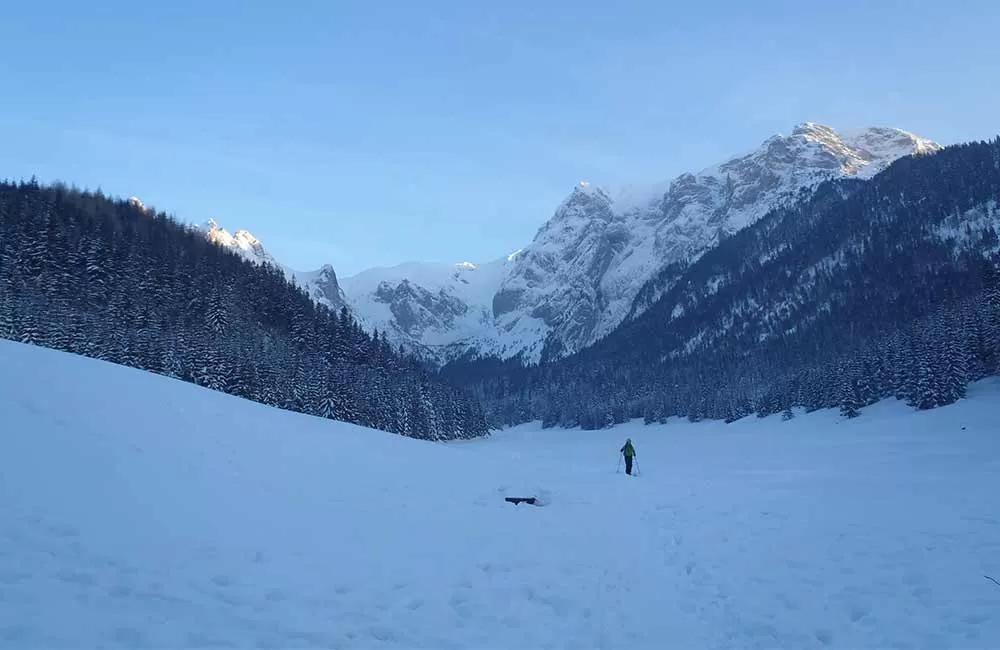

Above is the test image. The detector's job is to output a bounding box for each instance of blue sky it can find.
[2,0,998,276]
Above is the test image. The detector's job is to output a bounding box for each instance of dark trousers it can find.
[625,456,633,475]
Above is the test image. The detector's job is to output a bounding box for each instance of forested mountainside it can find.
[444,138,1000,429]
[0,180,487,440]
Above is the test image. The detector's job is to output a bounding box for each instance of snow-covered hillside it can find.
[196,123,940,364]
[3,338,1000,648]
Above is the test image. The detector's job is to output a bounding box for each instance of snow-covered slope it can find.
[3,337,1000,648]
[195,123,940,363]
[196,219,347,312]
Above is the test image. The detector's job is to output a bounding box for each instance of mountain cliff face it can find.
[197,123,940,364]
[491,123,941,361]
[291,265,349,313]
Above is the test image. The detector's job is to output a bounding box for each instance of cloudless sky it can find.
[2,0,998,276]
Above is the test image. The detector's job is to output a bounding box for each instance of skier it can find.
[620,438,636,475]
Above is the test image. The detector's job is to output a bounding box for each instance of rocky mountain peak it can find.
[491,122,942,361]
[195,122,942,366]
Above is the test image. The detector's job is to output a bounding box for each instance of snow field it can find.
[2,338,1000,648]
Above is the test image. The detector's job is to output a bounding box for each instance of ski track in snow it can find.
[1,339,1000,648]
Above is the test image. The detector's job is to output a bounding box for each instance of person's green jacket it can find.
[620,440,636,458]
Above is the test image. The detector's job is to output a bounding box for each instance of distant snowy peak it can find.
[671,123,943,233]
[573,179,611,200]
[601,123,941,217]
[198,219,347,312]
[339,255,524,362]
[493,122,942,361]
[783,122,942,179]
[201,219,275,267]
[291,264,349,312]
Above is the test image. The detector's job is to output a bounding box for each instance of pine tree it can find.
[837,366,860,419]
[317,395,337,420]
[0,287,14,339]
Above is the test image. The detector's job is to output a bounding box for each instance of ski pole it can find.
[616,454,622,473]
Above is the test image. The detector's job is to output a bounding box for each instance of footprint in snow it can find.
[479,562,511,575]
[0,570,31,585]
[210,574,234,588]
[962,613,990,625]
[46,523,79,538]
[368,625,399,642]
[113,626,146,646]
[19,512,43,526]
[449,593,470,613]
[56,569,97,587]
[0,626,27,643]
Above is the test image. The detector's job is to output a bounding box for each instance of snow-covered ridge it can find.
[491,123,943,360]
[196,123,941,364]
[194,220,348,312]
[202,219,276,267]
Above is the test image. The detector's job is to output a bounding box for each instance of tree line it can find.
[0,179,488,440]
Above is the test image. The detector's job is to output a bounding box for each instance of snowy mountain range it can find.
[198,122,941,364]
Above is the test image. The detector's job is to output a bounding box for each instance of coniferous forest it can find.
[0,180,488,440]
[442,138,1000,429]
[3,138,999,439]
